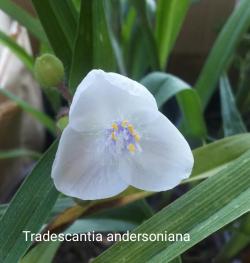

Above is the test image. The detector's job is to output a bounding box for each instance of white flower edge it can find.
[51,70,194,200]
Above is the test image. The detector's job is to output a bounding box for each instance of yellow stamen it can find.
[112,123,118,131]
[111,131,117,141]
[134,133,140,142]
[128,143,136,153]
[127,124,135,135]
[121,120,129,128]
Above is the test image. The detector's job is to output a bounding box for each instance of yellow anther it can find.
[112,123,118,131]
[128,143,136,153]
[111,131,117,141]
[127,124,135,135]
[121,120,129,128]
[134,133,140,142]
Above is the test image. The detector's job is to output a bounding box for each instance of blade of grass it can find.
[0,30,34,72]
[0,141,59,263]
[220,74,247,136]
[132,0,160,70]
[189,133,250,181]
[48,0,78,47]
[104,0,126,75]
[20,241,60,263]
[93,150,250,263]
[195,0,250,109]
[0,88,56,135]
[129,30,151,80]
[0,0,47,43]
[156,0,190,69]
[69,0,116,91]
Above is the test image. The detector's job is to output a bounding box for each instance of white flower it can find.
[51,69,194,200]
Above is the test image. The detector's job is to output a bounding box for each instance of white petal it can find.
[52,126,128,200]
[119,110,194,191]
[69,69,157,132]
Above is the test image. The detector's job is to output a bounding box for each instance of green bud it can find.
[34,53,64,87]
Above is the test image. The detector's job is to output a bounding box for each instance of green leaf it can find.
[31,0,74,74]
[0,30,34,72]
[93,150,250,263]
[0,0,47,43]
[0,141,59,263]
[48,0,78,47]
[156,0,190,69]
[190,133,250,181]
[220,74,247,136]
[141,72,207,138]
[104,0,126,75]
[0,204,7,219]
[20,241,60,263]
[132,0,160,70]
[0,149,41,160]
[0,88,56,135]
[128,30,150,80]
[72,0,81,11]
[69,0,116,91]
[170,257,182,263]
[195,0,250,109]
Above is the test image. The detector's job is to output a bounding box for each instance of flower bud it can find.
[34,54,64,87]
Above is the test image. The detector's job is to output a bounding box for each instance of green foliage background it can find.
[0,0,250,262]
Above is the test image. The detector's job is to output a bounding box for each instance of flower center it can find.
[106,119,141,155]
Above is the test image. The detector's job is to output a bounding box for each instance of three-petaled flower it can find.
[51,70,194,200]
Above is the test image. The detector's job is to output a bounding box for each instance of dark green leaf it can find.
[132,0,160,70]
[104,0,126,75]
[69,0,116,91]
[220,74,247,136]
[49,0,78,47]
[20,241,60,263]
